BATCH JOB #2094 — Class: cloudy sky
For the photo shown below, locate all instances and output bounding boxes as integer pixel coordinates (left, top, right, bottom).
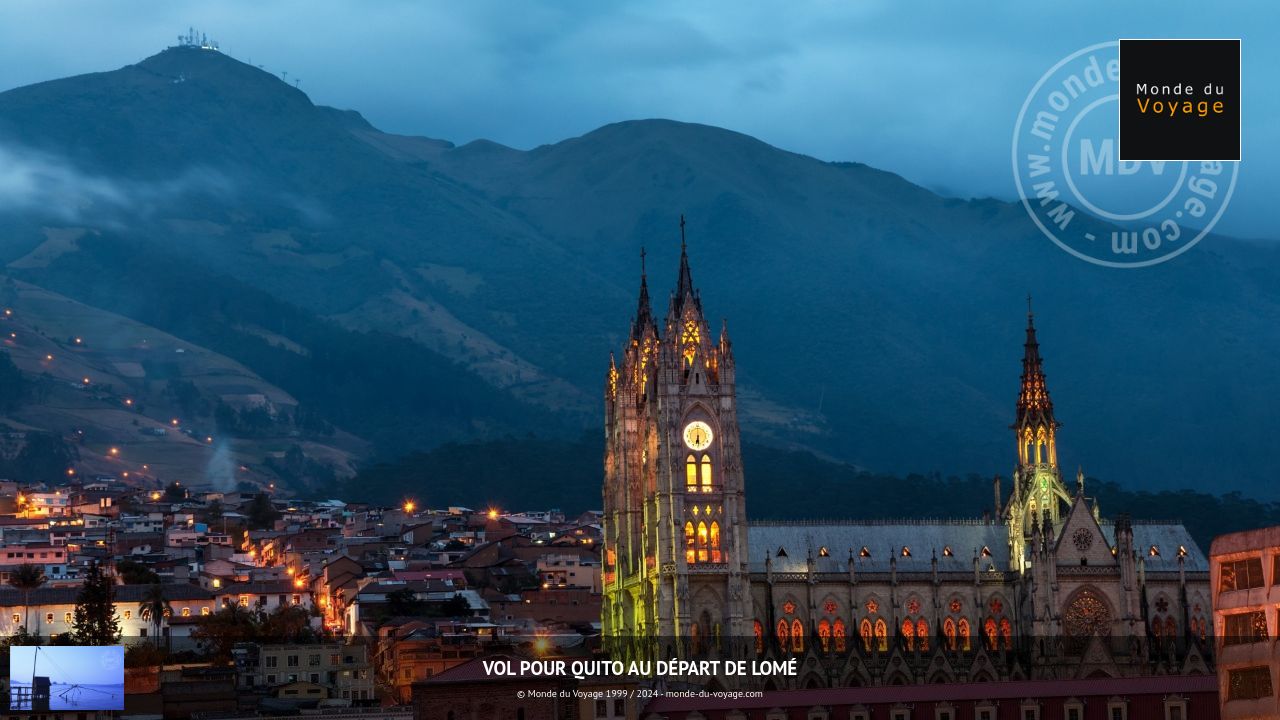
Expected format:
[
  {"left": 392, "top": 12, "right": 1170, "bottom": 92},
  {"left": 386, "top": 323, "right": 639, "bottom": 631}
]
[{"left": 0, "top": 1, "right": 1272, "bottom": 238}]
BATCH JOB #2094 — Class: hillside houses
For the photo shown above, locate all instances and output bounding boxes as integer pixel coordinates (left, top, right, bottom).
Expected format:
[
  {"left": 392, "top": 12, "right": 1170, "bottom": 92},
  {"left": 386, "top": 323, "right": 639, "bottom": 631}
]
[{"left": 0, "top": 474, "right": 602, "bottom": 708}]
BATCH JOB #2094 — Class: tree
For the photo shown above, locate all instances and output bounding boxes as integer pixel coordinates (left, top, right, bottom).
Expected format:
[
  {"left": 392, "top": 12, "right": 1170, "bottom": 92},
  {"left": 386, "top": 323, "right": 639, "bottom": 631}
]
[
  {"left": 259, "top": 605, "right": 316, "bottom": 644},
  {"left": 138, "top": 583, "right": 172, "bottom": 648},
  {"left": 163, "top": 481, "right": 185, "bottom": 503},
  {"left": 7, "top": 564, "right": 46, "bottom": 634},
  {"left": 71, "top": 561, "right": 120, "bottom": 645},
  {"left": 115, "top": 559, "right": 160, "bottom": 585},
  {"left": 246, "top": 493, "right": 280, "bottom": 529},
  {"left": 191, "top": 603, "right": 257, "bottom": 664}
]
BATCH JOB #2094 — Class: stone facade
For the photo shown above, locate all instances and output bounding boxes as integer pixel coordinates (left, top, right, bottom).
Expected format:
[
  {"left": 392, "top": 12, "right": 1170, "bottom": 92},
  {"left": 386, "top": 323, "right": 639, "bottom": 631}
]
[{"left": 602, "top": 228, "right": 1212, "bottom": 688}]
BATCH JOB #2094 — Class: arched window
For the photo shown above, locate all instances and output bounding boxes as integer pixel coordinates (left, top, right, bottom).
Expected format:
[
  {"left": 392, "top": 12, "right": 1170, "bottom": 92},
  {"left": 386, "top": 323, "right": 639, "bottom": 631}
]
[
  {"left": 833, "top": 618, "right": 846, "bottom": 652},
  {"left": 777, "top": 619, "right": 789, "bottom": 648},
  {"left": 1164, "top": 616, "right": 1177, "bottom": 639},
  {"left": 917, "top": 618, "right": 930, "bottom": 652},
  {"left": 753, "top": 620, "right": 763, "bottom": 655},
  {"left": 944, "top": 618, "right": 957, "bottom": 651},
  {"left": 874, "top": 618, "right": 888, "bottom": 652},
  {"left": 684, "top": 522, "right": 696, "bottom": 564},
  {"left": 958, "top": 618, "right": 971, "bottom": 652},
  {"left": 818, "top": 620, "right": 831, "bottom": 652},
  {"left": 700, "top": 455, "right": 713, "bottom": 492},
  {"left": 709, "top": 522, "right": 722, "bottom": 563},
  {"left": 791, "top": 618, "right": 804, "bottom": 652},
  {"left": 902, "top": 619, "right": 915, "bottom": 651},
  {"left": 859, "top": 619, "right": 873, "bottom": 652},
  {"left": 999, "top": 618, "right": 1013, "bottom": 650},
  {"left": 686, "top": 455, "right": 697, "bottom": 491},
  {"left": 696, "top": 522, "right": 708, "bottom": 562},
  {"left": 984, "top": 618, "right": 998, "bottom": 650}
]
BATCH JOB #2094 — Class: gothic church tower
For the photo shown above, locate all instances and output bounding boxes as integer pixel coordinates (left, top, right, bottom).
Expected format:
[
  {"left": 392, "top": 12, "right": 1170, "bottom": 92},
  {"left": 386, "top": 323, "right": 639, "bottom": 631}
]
[
  {"left": 1005, "top": 300, "right": 1072, "bottom": 573},
  {"left": 603, "top": 219, "right": 753, "bottom": 660}
]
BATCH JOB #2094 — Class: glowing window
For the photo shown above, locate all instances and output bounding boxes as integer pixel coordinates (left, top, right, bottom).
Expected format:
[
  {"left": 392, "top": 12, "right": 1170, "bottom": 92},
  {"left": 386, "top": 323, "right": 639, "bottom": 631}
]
[
  {"left": 859, "top": 619, "right": 873, "bottom": 652},
  {"left": 1000, "top": 617, "right": 1013, "bottom": 649},
  {"left": 685, "top": 455, "right": 697, "bottom": 491},
  {"left": 182, "top": 607, "right": 191, "bottom": 617},
  {"left": 684, "top": 522, "right": 696, "bottom": 564},
  {"left": 818, "top": 619, "right": 831, "bottom": 652},
  {"left": 917, "top": 618, "right": 930, "bottom": 652},
  {"left": 700, "top": 455, "right": 713, "bottom": 491},
  {"left": 984, "top": 618, "right": 998, "bottom": 650},
  {"left": 859, "top": 547, "right": 871, "bottom": 558},
  {"left": 791, "top": 618, "right": 804, "bottom": 652},
  {"left": 696, "top": 522, "right": 709, "bottom": 562},
  {"left": 833, "top": 618, "right": 846, "bottom": 652},
  {"left": 944, "top": 617, "right": 957, "bottom": 650},
  {"left": 958, "top": 618, "right": 971, "bottom": 651},
  {"left": 902, "top": 618, "right": 915, "bottom": 651},
  {"left": 777, "top": 619, "right": 789, "bottom": 645},
  {"left": 754, "top": 620, "right": 763, "bottom": 654},
  {"left": 709, "top": 522, "right": 722, "bottom": 563},
  {"left": 874, "top": 618, "right": 888, "bottom": 652}
]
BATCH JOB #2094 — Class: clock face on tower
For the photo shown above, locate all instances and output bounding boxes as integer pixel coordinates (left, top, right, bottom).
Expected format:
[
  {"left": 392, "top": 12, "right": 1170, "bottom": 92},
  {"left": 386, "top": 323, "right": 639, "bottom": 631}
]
[{"left": 683, "top": 421, "right": 714, "bottom": 451}]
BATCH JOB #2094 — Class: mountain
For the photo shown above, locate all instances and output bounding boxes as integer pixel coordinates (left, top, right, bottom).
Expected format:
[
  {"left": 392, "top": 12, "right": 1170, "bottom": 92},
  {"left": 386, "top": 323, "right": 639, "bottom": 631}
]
[{"left": 2, "top": 46, "right": 1278, "bottom": 497}]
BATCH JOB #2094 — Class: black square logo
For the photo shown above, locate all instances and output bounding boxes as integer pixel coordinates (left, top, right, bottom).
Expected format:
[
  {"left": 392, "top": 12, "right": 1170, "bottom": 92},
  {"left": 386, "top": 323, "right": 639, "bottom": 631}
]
[{"left": 1119, "top": 39, "right": 1240, "bottom": 161}]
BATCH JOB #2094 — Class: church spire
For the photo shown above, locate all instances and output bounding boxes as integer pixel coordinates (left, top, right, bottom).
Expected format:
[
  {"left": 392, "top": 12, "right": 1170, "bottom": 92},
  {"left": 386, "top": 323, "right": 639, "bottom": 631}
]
[
  {"left": 631, "top": 247, "right": 655, "bottom": 339},
  {"left": 669, "top": 214, "right": 701, "bottom": 320},
  {"left": 1015, "top": 295, "right": 1058, "bottom": 431}
]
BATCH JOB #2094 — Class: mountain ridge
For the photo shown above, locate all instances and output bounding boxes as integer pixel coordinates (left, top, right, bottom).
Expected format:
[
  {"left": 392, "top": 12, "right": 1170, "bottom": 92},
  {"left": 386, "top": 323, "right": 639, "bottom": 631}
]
[{"left": 1, "top": 47, "right": 1277, "bottom": 497}]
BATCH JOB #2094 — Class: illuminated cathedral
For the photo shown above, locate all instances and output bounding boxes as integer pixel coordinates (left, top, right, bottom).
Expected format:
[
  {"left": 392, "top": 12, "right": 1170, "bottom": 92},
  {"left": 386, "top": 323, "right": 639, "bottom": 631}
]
[{"left": 601, "top": 223, "right": 1213, "bottom": 686}]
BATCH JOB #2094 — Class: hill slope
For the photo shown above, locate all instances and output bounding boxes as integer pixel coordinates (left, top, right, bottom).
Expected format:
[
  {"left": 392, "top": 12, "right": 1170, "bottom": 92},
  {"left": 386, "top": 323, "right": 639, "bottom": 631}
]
[{"left": 1, "top": 47, "right": 1278, "bottom": 496}]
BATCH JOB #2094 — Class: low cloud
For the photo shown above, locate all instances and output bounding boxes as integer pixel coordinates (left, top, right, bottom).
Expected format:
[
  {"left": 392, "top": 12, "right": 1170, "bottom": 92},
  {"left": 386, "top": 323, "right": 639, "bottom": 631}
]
[{"left": 0, "top": 143, "right": 235, "bottom": 222}]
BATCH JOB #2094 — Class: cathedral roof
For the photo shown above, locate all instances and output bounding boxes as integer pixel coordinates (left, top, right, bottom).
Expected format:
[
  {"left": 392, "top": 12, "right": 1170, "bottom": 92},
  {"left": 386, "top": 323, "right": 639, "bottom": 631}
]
[
  {"left": 1100, "top": 521, "right": 1208, "bottom": 572},
  {"left": 746, "top": 519, "right": 1209, "bottom": 573},
  {"left": 748, "top": 521, "right": 1009, "bottom": 574}
]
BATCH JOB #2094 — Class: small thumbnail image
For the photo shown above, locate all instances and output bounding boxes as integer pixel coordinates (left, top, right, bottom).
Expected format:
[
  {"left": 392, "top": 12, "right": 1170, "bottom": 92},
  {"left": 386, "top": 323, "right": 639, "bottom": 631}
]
[{"left": 8, "top": 645, "right": 125, "bottom": 711}]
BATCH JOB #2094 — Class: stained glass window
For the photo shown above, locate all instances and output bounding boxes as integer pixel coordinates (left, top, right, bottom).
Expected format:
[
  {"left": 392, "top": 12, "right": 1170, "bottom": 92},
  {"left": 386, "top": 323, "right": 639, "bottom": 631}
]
[
  {"left": 833, "top": 619, "right": 846, "bottom": 652},
  {"left": 696, "top": 522, "right": 708, "bottom": 562},
  {"left": 874, "top": 618, "right": 888, "bottom": 652},
  {"left": 700, "top": 455, "right": 713, "bottom": 492},
  {"left": 958, "top": 618, "right": 971, "bottom": 651},
  {"left": 944, "top": 618, "right": 957, "bottom": 651},
  {"left": 984, "top": 618, "right": 998, "bottom": 650},
  {"left": 902, "top": 619, "right": 916, "bottom": 651},
  {"left": 791, "top": 619, "right": 804, "bottom": 652},
  {"left": 824, "top": 599, "right": 838, "bottom": 615},
  {"left": 754, "top": 620, "right": 763, "bottom": 655},
  {"left": 1000, "top": 618, "right": 1013, "bottom": 650},
  {"left": 684, "top": 522, "right": 695, "bottom": 564},
  {"left": 818, "top": 620, "right": 831, "bottom": 652},
  {"left": 860, "top": 618, "right": 873, "bottom": 652},
  {"left": 1064, "top": 589, "right": 1111, "bottom": 638},
  {"left": 685, "top": 455, "right": 697, "bottom": 491},
  {"left": 709, "top": 522, "right": 721, "bottom": 563},
  {"left": 917, "top": 619, "right": 929, "bottom": 652},
  {"left": 777, "top": 619, "right": 789, "bottom": 645}
]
